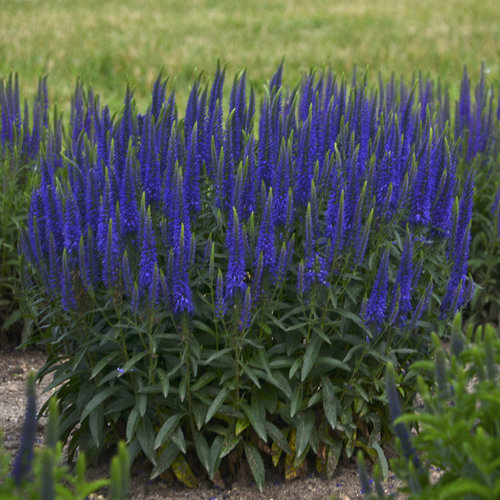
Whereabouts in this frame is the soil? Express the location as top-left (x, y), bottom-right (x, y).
top-left (0, 347), bottom-right (404, 499)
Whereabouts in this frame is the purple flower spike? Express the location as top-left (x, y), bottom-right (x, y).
top-left (255, 188), bottom-right (276, 275)
top-left (441, 222), bottom-right (471, 315)
top-left (102, 218), bottom-right (120, 289)
top-left (61, 249), bottom-right (76, 310)
top-left (454, 171), bottom-right (474, 260)
top-left (120, 152), bottom-right (140, 237)
top-left (151, 71), bottom-right (167, 120)
top-left (11, 373), bottom-right (37, 486)
top-left (215, 268), bottom-right (226, 318)
top-left (364, 248), bottom-right (390, 329)
top-left (272, 139), bottom-right (291, 226)
top-left (393, 230), bottom-right (414, 322)
top-left (171, 223), bottom-right (194, 315)
top-left (185, 124), bottom-right (201, 215)
top-left (226, 208), bottom-right (246, 300)
top-left (139, 207), bottom-right (158, 294)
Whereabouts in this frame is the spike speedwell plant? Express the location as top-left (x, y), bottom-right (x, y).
top-left (21, 64), bottom-right (481, 489)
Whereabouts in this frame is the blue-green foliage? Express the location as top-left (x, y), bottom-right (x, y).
top-left (358, 313), bottom-right (500, 500)
top-left (16, 64), bottom-right (498, 489)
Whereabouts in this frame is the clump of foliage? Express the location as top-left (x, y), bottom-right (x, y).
top-left (20, 64), bottom-right (494, 490)
top-left (0, 372), bottom-right (129, 500)
top-left (0, 74), bottom-right (49, 344)
top-left (357, 312), bottom-right (500, 499)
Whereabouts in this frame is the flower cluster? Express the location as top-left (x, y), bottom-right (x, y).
top-left (20, 64), bottom-right (494, 331)
top-left (0, 74), bottom-right (49, 160)
top-left (455, 65), bottom-right (499, 162)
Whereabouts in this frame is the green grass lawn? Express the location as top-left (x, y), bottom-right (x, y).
top-left (1, 0), bottom-right (499, 114)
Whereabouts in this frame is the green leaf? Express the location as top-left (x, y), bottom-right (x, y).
top-left (136, 384), bottom-right (163, 395)
top-left (239, 361), bottom-right (262, 388)
top-left (171, 454), bottom-right (199, 487)
top-left (311, 325), bottom-right (333, 345)
top-left (205, 387), bottom-right (229, 423)
top-left (154, 413), bottom-right (184, 450)
top-left (290, 384), bottom-right (303, 418)
top-left (192, 320), bottom-right (216, 335)
top-left (342, 343), bottom-right (364, 364)
top-left (203, 347), bottom-right (233, 365)
top-left (289, 357), bottom-right (302, 380)
top-left (98, 367), bottom-right (120, 386)
top-left (268, 314), bottom-right (286, 331)
top-left (219, 435), bottom-right (241, 459)
top-left (192, 429), bottom-right (210, 474)
top-left (317, 357), bottom-right (350, 372)
top-left (265, 421), bottom-right (291, 455)
top-left (295, 409), bottom-right (315, 458)
top-left (109, 441), bottom-right (129, 500)
top-left (80, 386), bottom-right (121, 422)
top-left (3, 309), bottom-right (22, 330)
top-left (243, 442), bottom-right (265, 492)
top-left (268, 356), bottom-right (294, 369)
top-left (235, 417), bottom-right (250, 435)
top-left (269, 371), bottom-right (292, 399)
top-left (89, 404), bottom-right (104, 446)
top-left (192, 400), bottom-right (207, 430)
top-left (336, 308), bottom-right (364, 328)
top-left (353, 383), bottom-right (369, 402)
top-left (151, 442), bottom-right (179, 479)
top-left (191, 371), bottom-right (217, 391)
top-left (438, 478), bottom-right (492, 499)
top-left (326, 440), bottom-right (343, 479)
top-left (90, 353), bottom-right (119, 380)
top-left (307, 391), bottom-right (322, 408)
top-left (285, 321), bottom-right (309, 332)
top-left (179, 374), bottom-right (188, 402)
top-left (77, 479), bottom-right (112, 499)
top-left (137, 416), bottom-right (156, 464)
top-left (126, 406), bottom-right (139, 443)
top-left (171, 426), bottom-right (186, 454)
top-left (120, 351), bottom-right (148, 374)
top-left (157, 369), bottom-right (170, 398)
top-left (321, 376), bottom-right (338, 429)
top-left (207, 435), bottom-right (223, 478)
top-left (240, 401), bottom-right (267, 442)
top-left (371, 441), bottom-right (388, 480)
top-left (280, 304), bottom-right (307, 322)
top-left (256, 349), bottom-right (274, 380)
top-left (260, 385), bottom-right (278, 414)
top-left (258, 321), bottom-right (272, 335)
top-left (301, 333), bottom-right (322, 382)
top-left (136, 392), bottom-right (147, 417)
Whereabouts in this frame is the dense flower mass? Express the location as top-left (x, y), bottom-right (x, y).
top-left (13, 64), bottom-right (498, 331)
top-left (5, 65), bottom-right (499, 488)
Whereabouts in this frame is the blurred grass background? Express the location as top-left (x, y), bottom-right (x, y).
top-left (0, 0), bottom-right (499, 114)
